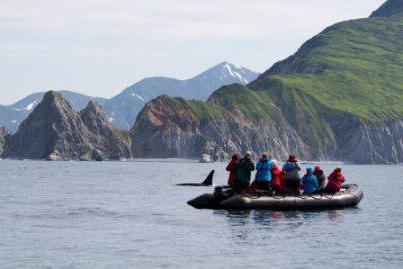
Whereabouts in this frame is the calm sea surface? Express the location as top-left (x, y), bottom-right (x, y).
top-left (0, 160), bottom-right (402, 269)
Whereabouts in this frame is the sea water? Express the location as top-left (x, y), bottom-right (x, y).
top-left (0, 160), bottom-right (402, 268)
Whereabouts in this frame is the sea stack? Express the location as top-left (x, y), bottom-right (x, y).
top-left (4, 91), bottom-right (132, 161)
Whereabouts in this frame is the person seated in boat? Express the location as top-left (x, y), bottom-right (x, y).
top-left (325, 167), bottom-right (346, 193)
top-left (252, 153), bottom-right (272, 191)
top-left (234, 151), bottom-right (255, 194)
top-left (226, 154), bottom-right (240, 188)
top-left (271, 160), bottom-right (284, 194)
top-left (282, 155), bottom-right (302, 195)
top-left (313, 165), bottom-right (326, 188)
top-left (302, 167), bottom-right (319, 195)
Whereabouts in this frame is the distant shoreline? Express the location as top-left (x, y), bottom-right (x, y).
top-left (2, 158), bottom-right (401, 165)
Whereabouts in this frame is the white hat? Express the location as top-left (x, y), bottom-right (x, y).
top-left (272, 160), bottom-right (278, 166)
top-left (245, 151), bottom-right (252, 156)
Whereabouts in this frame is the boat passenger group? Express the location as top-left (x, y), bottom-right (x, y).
top-left (226, 152), bottom-right (346, 195)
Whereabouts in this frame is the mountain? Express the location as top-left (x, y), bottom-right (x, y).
top-left (102, 62), bottom-right (259, 130)
top-left (371, 0), bottom-right (403, 17)
top-left (0, 90), bottom-right (107, 133)
top-left (0, 105), bottom-right (23, 134)
top-left (4, 91), bottom-right (131, 161)
top-left (131, 0), bottom-right (403, 164)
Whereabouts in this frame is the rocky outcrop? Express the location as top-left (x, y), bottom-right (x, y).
top-left (80, 101), bottom-right (132, 160)
top-left (0, 127), bottom-right (7, 156)
top-left (132, 95), bottom-right (307, 161)
top-left (4, 91), bottom-right (131, 161)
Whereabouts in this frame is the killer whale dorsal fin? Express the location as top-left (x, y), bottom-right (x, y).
top-left (202, 170), bottom-right (214, 186)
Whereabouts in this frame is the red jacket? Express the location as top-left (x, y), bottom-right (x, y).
top-left (271, 167), bottom-right (282, 187)
top-left (271, 167), bottom-right (285, 193)
top-left (325, 171), bottom-right (346, 192)
top-left (226, 160), bottom-right (238, 187)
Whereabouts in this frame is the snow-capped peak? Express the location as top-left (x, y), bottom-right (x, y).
top-left (223, 63), bottom-right (249, 84)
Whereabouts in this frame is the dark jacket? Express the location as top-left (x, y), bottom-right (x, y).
top-left (226, 160), bottom-right (238, 187)
top-left (282, 162), bottom-right (301, 194)
top-left (282, 162), bottom-right (301, 181)
top-left (235, 157), bottom-right (255, 184)
top-left (313, 170), bottom-right (326, 188)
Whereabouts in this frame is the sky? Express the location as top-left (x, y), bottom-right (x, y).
top-left (0, 0), bottom-right (385, 105)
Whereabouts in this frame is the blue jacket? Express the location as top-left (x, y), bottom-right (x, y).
top-left (302, 174), bottom-right (319, 194)
top-left (255, 158), bottom-right (272, 182)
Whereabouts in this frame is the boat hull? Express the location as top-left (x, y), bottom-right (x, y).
top-left (188, 184), bottom-right (363, 210)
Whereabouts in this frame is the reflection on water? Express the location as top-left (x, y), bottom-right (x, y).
top-left (214, 208), bottom-right (354, 238)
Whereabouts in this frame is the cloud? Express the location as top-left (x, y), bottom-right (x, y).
top-left (0, 0), bottom-right (384, 39)
top-left (0, 0), bottom-right (386, 104)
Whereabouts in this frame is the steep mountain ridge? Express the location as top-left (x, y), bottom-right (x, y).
top-left (131, 1), bottom-right (403, 164)
top-left (103, 62), bottom-right (259, 130)
top-left (0, 90), bottom-right (107, 133)
top-left (371, 0), bottom-right (403, 18)
top-left (80, 101), bottom-right (133, 160)
top-left (4, 92), bottom-right (131, 161)
top-left (1, 63), bottom-right (259, 133)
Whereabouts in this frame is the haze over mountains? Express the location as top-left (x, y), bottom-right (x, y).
top-left (0, 62), bottom-right (259, 132)
top-left (0, 0), bottom-right (402, 164)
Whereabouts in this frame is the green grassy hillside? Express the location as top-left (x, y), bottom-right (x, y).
top-left (132, 1), bottom-right (403, 163)
top-left (249, 17), bottom-right (403, 121)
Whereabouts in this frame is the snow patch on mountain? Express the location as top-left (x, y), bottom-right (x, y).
top-left (224, 63), bottom-right (249, 84)
top-left (24, 101), bottom-right (38, 111)
top-left (131, 93), bottom-right (146, 101)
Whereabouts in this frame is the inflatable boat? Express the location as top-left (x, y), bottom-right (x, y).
top-left (188, 184), bottom-right (363, 210)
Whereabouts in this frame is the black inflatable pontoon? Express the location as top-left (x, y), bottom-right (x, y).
top-left (188, 184), bottom-right (363, 210)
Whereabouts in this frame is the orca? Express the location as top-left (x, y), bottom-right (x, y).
top-left (176, 170), bottom-right (214, 186)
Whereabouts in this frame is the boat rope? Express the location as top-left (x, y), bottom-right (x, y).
top-left (271, 195), bottom-right (286, 200)
top-left (309, 194), bottom-right (323, 200)
top-left (245, 190), bottom-right (262, 199)
top-left (324, 194), bottom-right (334, 199)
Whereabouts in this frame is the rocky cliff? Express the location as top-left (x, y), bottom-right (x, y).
top-left (80, 101), bottom-right (132, 160)
top-left (4, 91), bottom-right (131, 161)
top-left (0, 127), bottom-right (7, 156)
top-left (131, 0), bottom-right (403, 164)
top-left (132, 88), bottom-right (308, 161)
